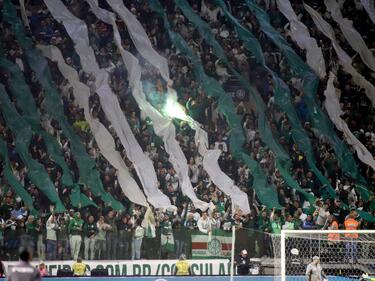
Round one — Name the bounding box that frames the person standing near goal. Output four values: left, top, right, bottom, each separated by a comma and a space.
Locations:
306, 256, 328, 281
235, 249, 251, 275
344, 210, 361, 263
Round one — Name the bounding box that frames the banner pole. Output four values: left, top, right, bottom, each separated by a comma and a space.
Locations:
230, 225, 235, 281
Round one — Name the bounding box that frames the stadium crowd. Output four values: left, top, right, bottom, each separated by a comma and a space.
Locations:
0, 0, 374, 261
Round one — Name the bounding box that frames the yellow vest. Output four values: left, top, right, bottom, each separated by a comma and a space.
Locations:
72, 262, 87, 276
176, 260, 190, 275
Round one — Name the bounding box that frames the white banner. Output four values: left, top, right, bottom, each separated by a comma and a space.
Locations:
276, 0, 326, 78
324, 72, 375, 171
325, 0, 375, 72
3, 259, 230, 276
106, 0, 170, 83
304, 4, 375, 107
43, 0, 171, 208
19, 0, 30, 28
361, 0, 375, 24
82, 0, 210, 211
102, 0, 204, 210
37, 44, 148, 207
103, 1, 249, 213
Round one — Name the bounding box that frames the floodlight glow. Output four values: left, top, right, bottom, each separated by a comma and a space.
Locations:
163, 97, 189, 121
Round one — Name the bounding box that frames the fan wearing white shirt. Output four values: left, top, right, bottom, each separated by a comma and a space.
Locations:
188, 158, 200, 185
165, 168, 179, 191
197, 212, 216, 234
214, 135, 228, 153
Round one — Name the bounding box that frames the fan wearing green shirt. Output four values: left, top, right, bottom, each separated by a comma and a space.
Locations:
255, 206, 271, 233
160, 214, 174, 259
254, 205, 272, 257
25, 216, 38, 243
270, 208, 284, 234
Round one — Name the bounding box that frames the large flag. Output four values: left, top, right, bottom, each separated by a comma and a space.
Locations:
2, 0, 375, 220
149, 0, 282, 209
2, 0, 124, 210
192, 229, 232, 259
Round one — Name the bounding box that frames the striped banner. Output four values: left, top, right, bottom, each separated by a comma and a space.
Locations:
192, 230, 232, 259
3, 0, 124, 210
246, 0, 370, 200
149, 0, 282, 208
42, 0, 163, 208
174, 0, 316, 204
325, 0, 375, 72
0, 57, 95, 209
304, 3, 375, 108
323, 73, 375, 171
276, 0, 326, 78
38, 44, 148, 207
216, 0, 321, 202
2, 0, 375, 220
85, 0, 207, 211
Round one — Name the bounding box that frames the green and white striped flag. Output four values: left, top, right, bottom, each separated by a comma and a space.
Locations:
192, 229, 232, 259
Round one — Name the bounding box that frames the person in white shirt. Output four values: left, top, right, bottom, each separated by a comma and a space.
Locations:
190, 206, 201, 222
282, 214, 295, 230
315, 203, 330, 227
201, 0, 221, 22
244, 122, 256, 144
212, 212, 223, 229
131, 219, 144, 260
188, 158, 200, 185
214, 135, 228, 153
165, 168, 179, 191
46, 214, 59, 260
197, 212, 216, 234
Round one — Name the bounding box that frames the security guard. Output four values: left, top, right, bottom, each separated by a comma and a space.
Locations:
175, 254, 191, 275
7, 248, 40, 281
72, 257, 87, 276
235, 249, 251, 275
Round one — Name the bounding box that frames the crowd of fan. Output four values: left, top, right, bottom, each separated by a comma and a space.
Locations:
0, 0, 374, 261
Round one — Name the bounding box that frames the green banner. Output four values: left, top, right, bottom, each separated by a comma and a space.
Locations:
0, 138, 36, 214
214, 0, 334, 199
0, 58, 95, 209
0, 84, 65, 212
2, 0, 123, 210
149, 0, 281, 208
172, 0, 315, 204
244, 0, 370, 201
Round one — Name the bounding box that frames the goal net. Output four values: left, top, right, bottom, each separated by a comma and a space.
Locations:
275, 230, 375, 281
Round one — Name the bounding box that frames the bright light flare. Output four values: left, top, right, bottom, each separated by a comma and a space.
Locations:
163, 97, 189, 121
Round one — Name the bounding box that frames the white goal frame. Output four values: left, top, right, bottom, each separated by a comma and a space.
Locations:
280, 229, 375, 281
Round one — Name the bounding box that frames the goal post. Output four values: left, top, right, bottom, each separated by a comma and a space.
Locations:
278, 230, 375, 281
